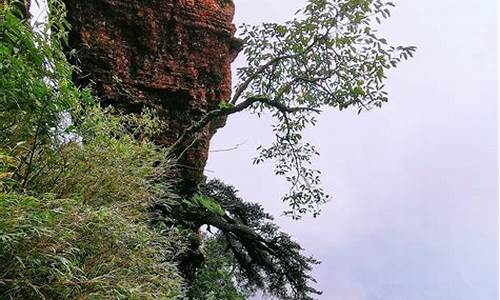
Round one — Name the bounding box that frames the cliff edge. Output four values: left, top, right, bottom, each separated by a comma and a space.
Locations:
64, 0, 242, 192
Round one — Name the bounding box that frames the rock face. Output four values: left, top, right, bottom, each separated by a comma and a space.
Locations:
64, 0, 241, 192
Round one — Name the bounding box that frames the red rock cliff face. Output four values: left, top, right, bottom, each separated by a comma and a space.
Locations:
64, 0, 241, 191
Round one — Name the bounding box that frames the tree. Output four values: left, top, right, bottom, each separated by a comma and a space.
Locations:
171, 179, 321, 300
169, 0, 415, 218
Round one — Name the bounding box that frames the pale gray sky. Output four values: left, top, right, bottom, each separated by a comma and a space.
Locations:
207, 0, 499, 299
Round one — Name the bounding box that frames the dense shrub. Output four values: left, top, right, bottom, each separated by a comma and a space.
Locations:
0, 3, 187, 299
0, 193, 185, 300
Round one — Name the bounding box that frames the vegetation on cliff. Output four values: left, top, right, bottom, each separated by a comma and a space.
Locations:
173, 0, 415, 219
1, 0, 413, 299
0, 2, 317, 299
0, 4, 185, 298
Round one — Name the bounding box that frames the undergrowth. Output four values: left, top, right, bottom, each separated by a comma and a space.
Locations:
0, 3, 187, 299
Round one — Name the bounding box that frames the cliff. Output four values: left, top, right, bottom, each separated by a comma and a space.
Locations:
64, 0, 242, 192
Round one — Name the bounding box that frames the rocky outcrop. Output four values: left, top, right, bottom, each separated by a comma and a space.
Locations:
64, 0, 241, 192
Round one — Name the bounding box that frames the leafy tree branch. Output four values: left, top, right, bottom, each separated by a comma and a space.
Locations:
169, 0, 416, 218
168, 179, 321, 300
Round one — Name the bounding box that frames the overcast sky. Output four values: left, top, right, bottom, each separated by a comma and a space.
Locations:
207, 0, 499, 299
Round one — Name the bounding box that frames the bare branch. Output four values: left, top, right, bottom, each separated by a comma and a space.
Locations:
210, 141, 247, 153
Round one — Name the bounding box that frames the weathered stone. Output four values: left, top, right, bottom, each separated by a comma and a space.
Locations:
64, 0, 241, 191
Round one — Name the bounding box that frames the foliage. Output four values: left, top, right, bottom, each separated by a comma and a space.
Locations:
183, 194, 226, 217
0, 4, 186, 299
24, 106, 173, 213
152, 0, 415, 219
187, 238, 248, 300
173, 179, 321, 300
233, 0, 415, 217
0, 0, 172, 207
0, 0, 78, 191
170, 0, 415, 218
0, 193, 185, 300
0, 0, 76, 148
